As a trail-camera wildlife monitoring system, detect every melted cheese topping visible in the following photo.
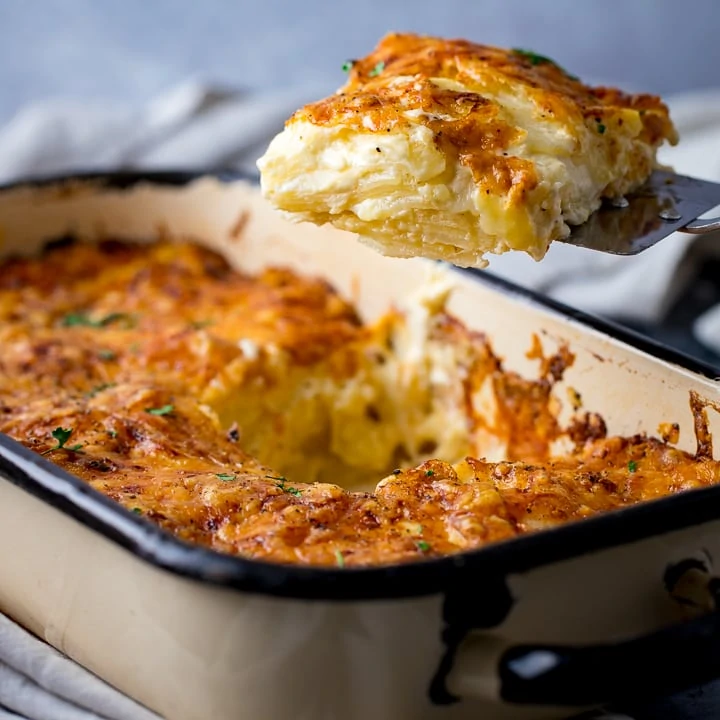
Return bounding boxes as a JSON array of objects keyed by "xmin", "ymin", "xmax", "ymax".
[
  {"xmin": 257, "ymin": 33, "xmax": 678, "ymax": 268},
  {"xmin": 1, "ymin": 240, "xmax": 717, "ymax": 568}
]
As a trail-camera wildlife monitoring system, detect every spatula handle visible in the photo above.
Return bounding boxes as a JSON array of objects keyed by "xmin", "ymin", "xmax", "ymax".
[{"xmin": 681, "ymin": 216, "xmax": 720, "ymax": 234}]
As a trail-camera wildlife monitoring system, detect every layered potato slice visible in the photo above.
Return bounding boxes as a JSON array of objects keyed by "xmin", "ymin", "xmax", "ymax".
[{"xmin": 257, "ymin": 33, "xmax": 678, "ymax": 268}]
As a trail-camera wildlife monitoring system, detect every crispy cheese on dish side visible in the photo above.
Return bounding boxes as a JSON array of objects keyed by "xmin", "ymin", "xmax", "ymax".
[{"xmin": 257, "ymin": 33, "xmax": 678, "ymax": 268}]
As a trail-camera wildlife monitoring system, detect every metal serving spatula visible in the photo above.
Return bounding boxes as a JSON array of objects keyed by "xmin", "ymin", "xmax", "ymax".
[{"xmin": 561, "ymin": 170, "xmax": 720, "ymax": 254}]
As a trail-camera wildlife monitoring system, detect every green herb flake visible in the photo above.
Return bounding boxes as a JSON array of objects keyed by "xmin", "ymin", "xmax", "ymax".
[
  {"xmin": 334, "ymin": 549, "xmax": 346, "ymax": 568},
  {"xmin": 190, "ymin": 320, "xmax": 213, "ymax": 330},
  {"xmin": 145, "ymin": 404, "xmax": 174, "ymax": 417},
  {"xmin": 51, "ymin": 427, "xmax": 72, "ymax": 446},
  {"xmin": 341, "ymin": 60, "xmax": 355, "ymax": 73},
  {"xmin": 108, "ymin": 429, "xmax": 118, "ymax": 439},
  {"xmin": 215, "ymin": 473, "xmax": 237, "ymax": 482},
  {"xmin": 597, "ymin": 122, "xmax": 606, "ymax": 134},
  {"xmin": 85, "ymin": 382, "xmax": 116, "ymax": 398},
  {"xmin": 416, "ymin": 540, "xmax": 431, "ymax": 553},
  {"xmin": 97, "ymin": 349, "xmax": 117, "ymax": 361},
  {"xmin": 266, "ymin": 475, "xmax": 302, "ymax": 496},
  {"xmin": 512, "ymin": 48, "xmax": 557, "ymax": 67},
  {"xmin": 62, "ymin": 313, "xmax": 97, "ymax": 327},
  {"xmin": 512, "ymin": 48, "xmax": 579, "ymax": 80},
  {"xmin": 102, "ymin": 312, "xmax": 136, "ymax": 328},
  {"xmin": 43, "ymin": 426, "xmax": 83, "ymax": 454},
  {"xmin": 131, "ymin": 507, "xmax": 143, "ymax": 515},
  {"xmin": 62, "ymin": 312, "xmax": 136, "ymax": 329},
  {"xmin": 62, "ymin": 313, "xmax": 85, "ymax": 327},
  {"xmin": 628, "ymin": 460, "xmax": 638, "ymax": 473},
  {"xmin": 368, "ymin": 61, "xmax": 385, "ymax": 77},
  {"xmin": 425, "ymin": 469, "xmax": 435, "ymax": 477}
]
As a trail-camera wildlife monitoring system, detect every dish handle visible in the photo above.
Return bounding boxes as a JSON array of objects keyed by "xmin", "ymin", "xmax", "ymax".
[
  {"xmin": 441, "ymin": 556, "xmax": 720, "ymax": 710},
  {"xmin": 498, "ymin": 607, "xmax": 720, "ymax": 706}
]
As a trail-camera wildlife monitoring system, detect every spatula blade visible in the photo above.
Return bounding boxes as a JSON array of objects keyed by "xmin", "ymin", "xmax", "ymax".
[{"xmin": 560, "ymin": 170, "xmax": 720, "ymax": 255}]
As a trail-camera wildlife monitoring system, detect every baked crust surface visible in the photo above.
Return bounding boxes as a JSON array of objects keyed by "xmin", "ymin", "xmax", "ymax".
[{"xmin": 2, "ymin": 240, "xmax": 716, "ymax": 568}]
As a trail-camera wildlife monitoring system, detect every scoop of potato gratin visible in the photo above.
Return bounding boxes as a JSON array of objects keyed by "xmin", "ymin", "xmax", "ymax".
[
  {"xmin": 1, "ymin": 240, "xmax": 717, "ymax": 568},
  {"xmin": 257, "ymin": 33, "xmax": 678, "ymax": 268}
]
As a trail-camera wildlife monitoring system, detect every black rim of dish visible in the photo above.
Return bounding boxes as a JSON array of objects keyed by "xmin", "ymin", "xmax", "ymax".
[{"xmin": 0, "ymin": 168, "xmax": 719, "ymax": 601}]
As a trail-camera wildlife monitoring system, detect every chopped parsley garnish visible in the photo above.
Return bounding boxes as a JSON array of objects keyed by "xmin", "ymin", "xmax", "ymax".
[
  {"xmin": 597, "ymin": 122, "xmax": 606, "ymax": 134},
  {"xmin": 62, "ymin": 312, "xmax": 136, "ymax": 329},
  {"xmin": 512, "ymin": 48, "xmax": 557, "ymax": 66},
  {"xmin": 628, "ymin": 460, "xmax": 638, "ymax": 473},
  {"xmin": 266, "ymin": 475, "xmax": 302, "ymax": 496},
  {"xmin": 425, "ymin": 469, "xmax": 435, "ymax": 477},
  {"xmin": 416, "ymin": 540, "xmax": 431, "ymax": 553},
  {"xmin": 43, "ymin": 426, "xmax": 83, "ymax": 454},
  {"xmin": 107, "ymin": 429, "xmax": 118, "ymax": 439},
  {"xmin": 190, "ymin": 320, "xmax": 213, "ymax": 330},
  {"xmin": 512, "ymin": 48, "xmax": 579, "ymax": 80},
  {"xmin": 334, "ymin": 549, "xmax": 345, "ymax": 568},
  {"xmin": 97, "ymin": 349, "xmax": 117, "ymax": 361},
  {"xmin": 342, "ymin": 60, "xmax": 355, "ymax": 72},
  {"xmin": 145, "ymin": 404, "xmax": 174, "ymax": 416},
  {"xmin": 215, "ymin": 473, "xmax": 237, "ymax": 482},
  {"xmin": 85, "ymin": 382, "xmax": 116, "ymax": 398},
  {"xmin": 131, "ymin": 507, "xmax": 143, "ymax": 515},
  {"xmin": 368, "ymin": 61, "xmax": 385, "ymax": 77},
  {"xmin": 62, "ymin": 313, "xmax": 96, "ymax": 327},
  {"xmin": 50, "ymin": 426, "xmax": 72, "ymax": 448}
]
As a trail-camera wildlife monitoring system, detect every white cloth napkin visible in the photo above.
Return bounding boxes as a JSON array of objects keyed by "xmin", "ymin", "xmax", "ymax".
[
  {"xmin": 0, "ymin": 81, "xmax": 719, "ymax": 719},
  {"xmin": 0, "ymin": 615, "xmax": 159, "ymax": 720}
]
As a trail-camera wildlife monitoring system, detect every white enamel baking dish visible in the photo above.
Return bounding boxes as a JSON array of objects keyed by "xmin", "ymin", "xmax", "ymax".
[{"xmin": 0, "ymin": 171, "xmax": 719, "ymax": 720}]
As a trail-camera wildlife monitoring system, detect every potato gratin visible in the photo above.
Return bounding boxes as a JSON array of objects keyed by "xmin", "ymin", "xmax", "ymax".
[
  {"xmin": 257, "ymin": 33, "xmax": 678, "ymax": 268},
  {"xmin": 1, "ymin": 239, "xmax": 717, "ymax": 567}
]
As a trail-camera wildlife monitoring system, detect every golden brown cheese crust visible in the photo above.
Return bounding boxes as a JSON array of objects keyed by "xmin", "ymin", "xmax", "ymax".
[
  {"xmin": 298, "ymin": 34, "xmax": 676, "ymax": 192},
  {"xmin": 258, "ymin": 33, "xmax": 678, "ymax": 268},
  {"xmin": 1, "ymin": 240, "xmax": 718, "ymax": 568}
]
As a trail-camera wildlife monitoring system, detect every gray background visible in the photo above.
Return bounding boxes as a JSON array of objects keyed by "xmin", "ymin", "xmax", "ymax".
[{"xmin": 0, "ymin": 0, "xmax": 719, "ymax": 123}]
